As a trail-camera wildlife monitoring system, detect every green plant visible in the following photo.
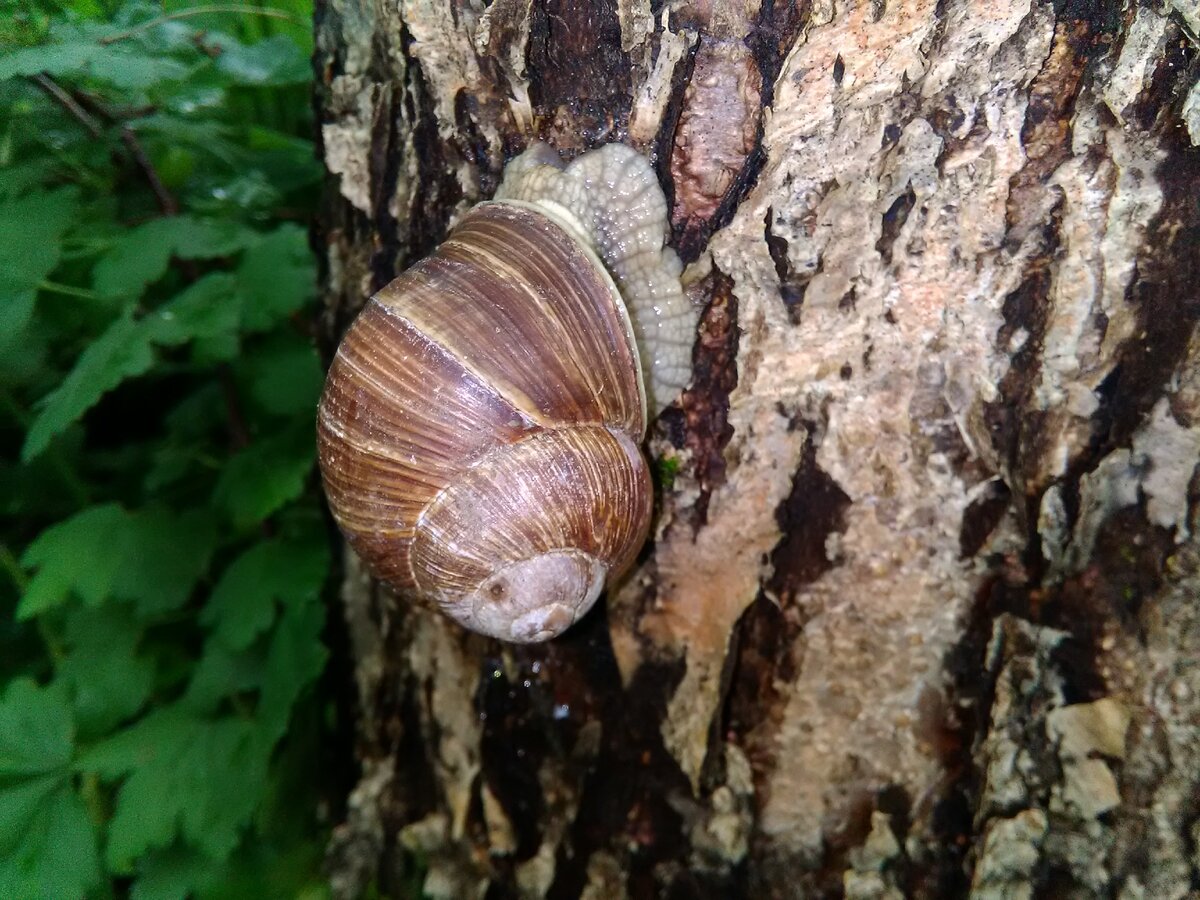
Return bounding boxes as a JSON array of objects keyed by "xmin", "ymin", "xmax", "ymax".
[{"xmin": 0, "ymin": 2, "xmax": 334, "ymax": 896}]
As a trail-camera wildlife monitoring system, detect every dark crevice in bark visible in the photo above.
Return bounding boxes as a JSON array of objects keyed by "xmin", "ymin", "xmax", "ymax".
[
  {"xmin": 675, "ymin": 266, "xmax": 740, "ymax": 528},
  {"xmin": 932, "ymin": 577, "xmax": 1032, "ymax": 898},
  {"xmin": 673, "ymin": 151, "xmax": 767, "ymax": 263},
  {"xmin": 384, "ymin": 663, "xmax": 441, "ymax": 820},
  {"xmin": 721, "ymin": 419, "xmax": 852, "ymax": 896},
  {"xmin": 543, "ymin": 619, "xmax": 695, "ymax": 899},
  {"xmin": 876, "ymin": 183, "xmax": 916, "ymax": 266},
  {"xmin": 1129, "ymin": 20, "xmax": 1196, "ymax": 130},
  {"xmin": 1107, "ymin": 100, "xmax": 1200, "ymax": 449},
  {"xmin": 749, "ymin": 0, "xmax": 809, "ymax": 94},
  {"xmin": 401, "ymin": 29, "xmax": 465, "ymax": 269},
  {"xmin": 477, "ymin": 656, "xmax": 552, "ymax": 861},
  {"xmin": 1004, "ymin": 10, "xmax": 1101, "ymax": 242},
  {"xmin": 721, "ymin": 590, "xmax": 801, "ymax": 900},
  {"xmin": 984, "ymin": 198, "xmax": 1062, "ymax": 507},
  {"xmin": 651, "ymin": 30, "xmax": 698, "ymax": 197},
  {"xmin": 314, "ymin": 515, "xmax": 363, "ymax": 817},
  {"xmin": 768, "ymin": 423, "xmax": 852, "ymax": 598},
  {"xmin": 453, "ymin": 88, "xmax": 501, "ymax": 196},
  {"xmin": 365, "ymin": 82, "xmax": 402, "ymax": 292},
  {"xmin": 959, "ymin": 480, "xmax": 1013, "ymax": 558},
  {"xmin": 527, "ymin": 0, "xmax": 632, "ymax": 147},
  {"xmin": 1051, "ymin": 0, "xmax": 1125, "ymax": 40},
  {"xmin": 764, "ymin": 208, "xmax": 813, "ymax": 322}
]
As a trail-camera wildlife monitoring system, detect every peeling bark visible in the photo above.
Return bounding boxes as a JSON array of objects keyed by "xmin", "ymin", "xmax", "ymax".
[{"xmin": 314, "ymin": 0, "xmax": 1200, "ymax": 896}]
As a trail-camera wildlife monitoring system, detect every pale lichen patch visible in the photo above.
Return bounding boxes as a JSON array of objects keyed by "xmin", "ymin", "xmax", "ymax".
[
  {"xmin": 1102, "ymin": 6, "xmax": 1170, "ymax": 123},
  {"xmin": 970, "ymin": 809, "xmax": 1047, "ymax": 900},
  {"xmin": 628, "ymin": 15, "xmax": 695, "ymax": 148},
  {"xmin": 1132, "ymin": 399, "xmax": 1200, "ymax": 539},
  {"xmin": 843, "ymin": 812, "xmax": 906, "ymax": 900}
]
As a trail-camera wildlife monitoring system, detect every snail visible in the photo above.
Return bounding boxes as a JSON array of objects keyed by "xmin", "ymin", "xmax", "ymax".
[{"xmin": 317, "ymin": 143, "xmax": 695, "ymax": 642}]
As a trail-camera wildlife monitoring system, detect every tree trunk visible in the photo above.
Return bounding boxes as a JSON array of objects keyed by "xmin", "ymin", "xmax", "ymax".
[{"xmin": 313, "ymin": 1, "xmax": 1200, "ymax": 896}]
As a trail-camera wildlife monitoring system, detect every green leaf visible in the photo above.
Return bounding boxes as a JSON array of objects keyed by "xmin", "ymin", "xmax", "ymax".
[
  {"xmin": 85, "ymin": 45, "xmax": 191, "ymax": 89},
  {"xmin": 0, "ymin": 41, "xmax": 101, "ymax": 80},
  {"xmin": 242, "ymin": 334, "xmax": 325, "ymax": 417},
  {"xmin": 0, "ymin": 681, "xmax": 96, "ymax": 900},
  {"xmin": 146, "ymin": 273, "xmax": 240, "ymax": 348},
  {"xmin": 214, "ymin": 427, "xmax": 314, "ymax": 528},
  {"xmin": 112, "ymin": 507, "xmax": 218, "ymax": 616},
  {"xmin": 24, "ymin": 267, "xmax": 260, "ymax": 459},
  {"xmin": 202, "ymin": 538, "xmax": 328, "ymax": 651},
  {"xmin": 237, "ymin": 225, "xmax": 315, "ymax": 332},
  {"xmin": 0, "ymin": 35, "xmax": 191, "ymax": 87},
  {"xmin": 134, "ymin": 115, "xmax": 240, "ymax": 165},
  {"xmin": 92, "ymin": 222, "xmax": 177, "ymax": 299},
  {"xmin": 0, "ymin": 679, "xmax": 73, "ymax": 779},
  {"xmin": 22, "ymin": 312, "xmax": 155, "ymax": 461},
  {"xmin": 184, "ymin": 645, "xmax": 264, "ymax": 713},
  {"xmin": 143, "ymin": 385, "xmax": 225, "ymax": 492},
  {"xmin": 82, "ymin": 711, "xmax": 268, "ymax": 871},
  {"xmin": 0, "ymin": 783, "xmax": 101, "ymax": 900},
  {"xmin": 0, "ymin": 189, "xmax": 78, "ymax": 372},
  {"xmin": 57, "ymin": 607, "xmax": 155, "ymax": 735},
  {"xmin": 19, "ymin": 505, "xmax": 130, "ymax": 618},
  {"xmin": 0, "ymin": 160, "xmax": 62, "ymax": 200},
  {"xmin": 260, "ymin": 598, "xmax": 327, "ymax": 743},
  {"xmin": 172, "ymin": 218, "xmax": 261, "ymax": 261},
  {"xmin": 214, "ymin": 35, "xmax": 310, "ymax": 86},
  {"xmin": 0, "ymin": 776, "xmax": 62, "ymax": 854},
  {"xmin": 94, "ymin": 217, "xmax": 259, "ymax": 298},
  {"xmin": 131, "ymin": 846, "xmax": 221, "ymax": 900},
  {"xmin": 77, "ymin": 707, "xmax": 189, "ymax": 779},
  {"xmin": 19, "ymin": 506, "xmax": 216, "ymax": 619},
  {"xmin": 0, "ymin": 188, "xmax": 77, "ymax": 301}
]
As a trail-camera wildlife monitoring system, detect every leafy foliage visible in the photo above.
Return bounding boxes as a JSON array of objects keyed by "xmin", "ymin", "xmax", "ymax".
[{"xmin": 0, "ymin": 2, "xmax": 335, "ymax": 897}]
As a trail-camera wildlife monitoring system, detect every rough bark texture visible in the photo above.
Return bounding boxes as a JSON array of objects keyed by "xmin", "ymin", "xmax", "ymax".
[{"xmin": 313, "ymin": 0, "xmax": 1200, "ymax": 896}]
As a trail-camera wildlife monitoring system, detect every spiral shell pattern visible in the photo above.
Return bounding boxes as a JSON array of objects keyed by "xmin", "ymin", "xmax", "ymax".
[{"xmin": 317, "ymin": 203, "xmax": 653, "ymax": 641}]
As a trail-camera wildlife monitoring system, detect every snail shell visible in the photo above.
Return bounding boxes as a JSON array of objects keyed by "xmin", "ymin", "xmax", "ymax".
[{"xmin": 317, "ymin": 144, "xmax": 695, "ymax": 642}]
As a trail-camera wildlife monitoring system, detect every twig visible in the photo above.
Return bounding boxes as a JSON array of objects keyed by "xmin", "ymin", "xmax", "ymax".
[
  {"xmin": 65, "ymin": 87, "xmax": 178, "ymax": 214},
  {"xmin": 30, "ymin": 73, "xmax": 103, "ymax": 138},
  {"xmin": 118, "ymin": 124, "xmax": 179, "ymax": 215},
  {"xmin": 33, "ymin": 74, "xmax": 180, "ymax": 216},
  {"xmin": 218, "ymin": 364, "xmax": 252, "ymax": 452},
  {"xmin": 99, "ymin": 5, "xmax": 305, "ymax": 45}
]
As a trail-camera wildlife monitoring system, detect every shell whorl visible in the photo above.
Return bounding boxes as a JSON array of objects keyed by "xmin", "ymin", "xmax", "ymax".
[
  {"xmin": 494, "ymin": 143, "xmax": 696, "ymax": 414},
  {"xmin": 317, "ymin": 202, "xmax": 652, "ymax": 641}
]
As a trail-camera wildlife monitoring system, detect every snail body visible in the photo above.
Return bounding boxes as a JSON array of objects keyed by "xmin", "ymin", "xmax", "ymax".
[{"xmin": 317, "ymin": 143, "xmax": 694, "ymax": 642}]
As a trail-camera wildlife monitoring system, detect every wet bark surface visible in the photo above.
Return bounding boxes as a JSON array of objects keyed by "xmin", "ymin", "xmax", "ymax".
[{"xmin": 313, "ymin": 0, "xmax": 1200, "ymax": 896}]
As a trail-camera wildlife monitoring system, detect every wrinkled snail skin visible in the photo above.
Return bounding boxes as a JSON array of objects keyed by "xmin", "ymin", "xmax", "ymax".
[
  {"xmin": 317, "ymin": 143, "xmax": 694, "ymax": 643},
  {"xmin": 494, "ymin": 143, "xmax": 694, "ymax": 414}
]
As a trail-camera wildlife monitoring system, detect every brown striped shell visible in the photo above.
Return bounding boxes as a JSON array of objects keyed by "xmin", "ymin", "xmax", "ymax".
[{"xmin": 317, "ymin": 202, "xmax": 653, "ymax": 642}]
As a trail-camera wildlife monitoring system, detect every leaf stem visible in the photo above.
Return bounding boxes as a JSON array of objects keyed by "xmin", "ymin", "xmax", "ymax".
[
  {"xmin": 99, "ymin": 6, "xmax": 306, "ymax": 45},
  {"xmin": 77, "ymin": 772, "xmax": 107, "ymax": 827},
  {"xmin": 38, "ymin": 280, "xmax": 105, "ymax": 300},
  {"xmin": 0, "ymin": 545, "xmax": 64, "ymax": 663},
  {"xmin": 60, "ymin": 87, "xmax": 179, "ymax": 216},
  {"xmin": 0, "ymin": 543, "xmax": 29, "ymax": 593},
  {"xmin": 29, "ymin": 73, "xmax": 104, "ymax": 138}
]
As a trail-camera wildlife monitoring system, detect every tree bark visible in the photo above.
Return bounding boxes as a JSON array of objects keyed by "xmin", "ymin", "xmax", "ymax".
[{"xmin": 313, "ymin": 1, "xmax": 1200, "ymax": 897}]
